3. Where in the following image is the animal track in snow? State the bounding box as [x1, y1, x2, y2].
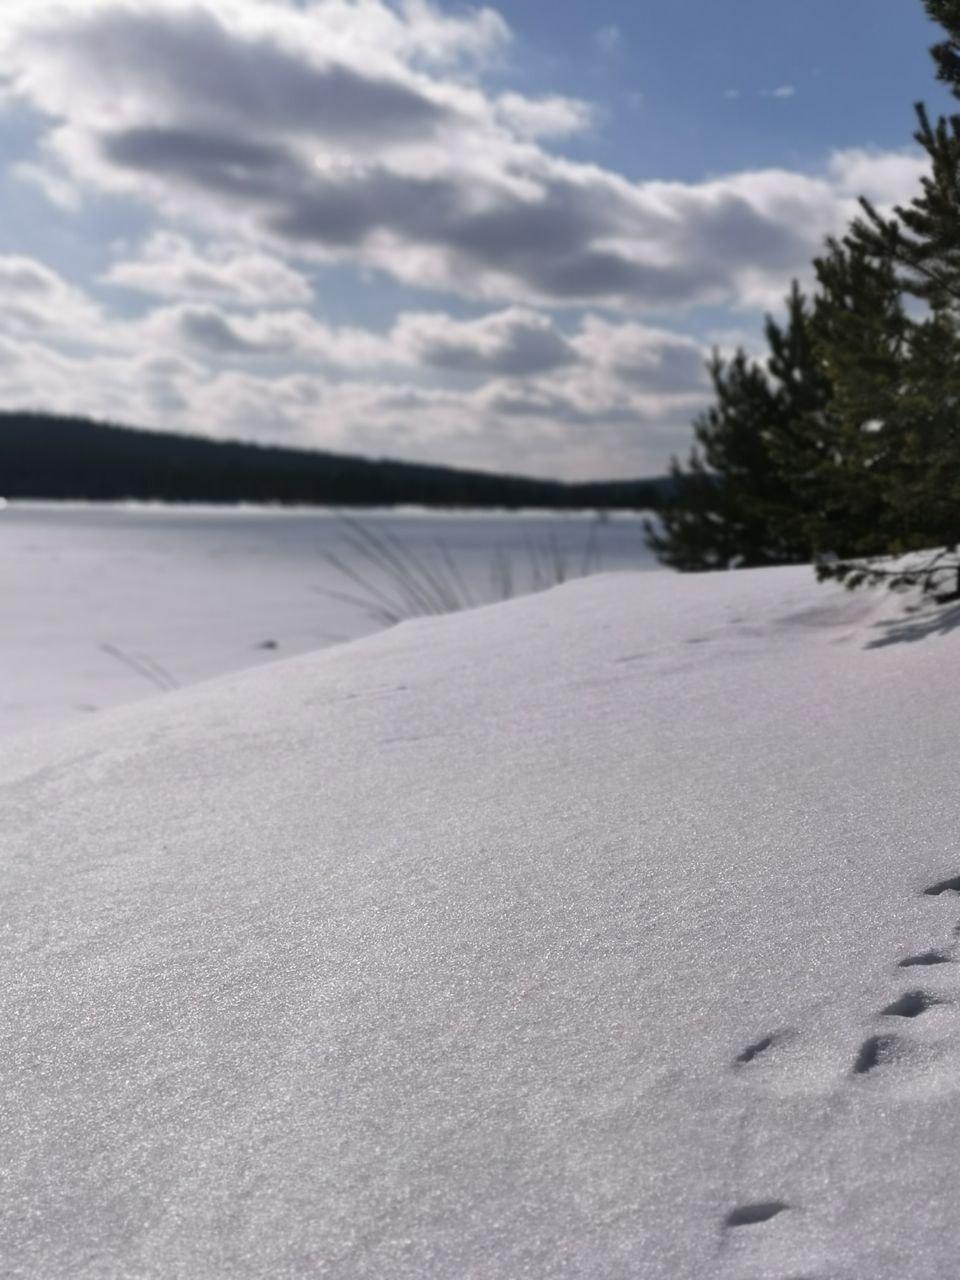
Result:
[924, 875, 960, 896]
[881, 991, 940, 1019]
[899, 949, 951, 967]
[735, 1035, 776, 1065]
[724, 1201, 789, 1228]
[852, 1034, 901, 1075]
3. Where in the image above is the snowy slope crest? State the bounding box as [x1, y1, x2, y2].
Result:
[4, 568, 960, 1278]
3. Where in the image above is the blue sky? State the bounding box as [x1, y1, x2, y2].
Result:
[505, 0, 950, 177]
[0, 0, 947, 479]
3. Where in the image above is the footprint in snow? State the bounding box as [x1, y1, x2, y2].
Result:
[880, 991, 941, 1019]
[852, 1033, 906, 1075]
[724, 1201, 789, 1229]
[899, 949, 951, 967]
[924, 875, 960, 896]
[734, 1034, 777, 1065]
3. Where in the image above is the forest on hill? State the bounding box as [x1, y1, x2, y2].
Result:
[0, 412, 670, 510]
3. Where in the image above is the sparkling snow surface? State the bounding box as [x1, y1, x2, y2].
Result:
[4, 566, 960, 1277]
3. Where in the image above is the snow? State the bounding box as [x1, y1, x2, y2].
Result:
[4, 556, 960, 1277]
[0, 503, 654, 737]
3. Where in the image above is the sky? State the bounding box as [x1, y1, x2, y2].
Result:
[0, 0, 950, 480]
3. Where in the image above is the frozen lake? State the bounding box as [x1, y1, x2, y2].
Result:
[0, 503, 658, 737]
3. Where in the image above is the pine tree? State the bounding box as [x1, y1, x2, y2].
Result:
[650, 0, 960, 589]
[926, 1, 960, 95]
[851, 103, 960, 316]
[763, 284, 837, 552]
[807, 0, 960, 596]
[646, 285, 832, 571]
[803, 237, 914, 583]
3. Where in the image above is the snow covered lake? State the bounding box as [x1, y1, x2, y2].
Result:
[0, 502, 655, 737]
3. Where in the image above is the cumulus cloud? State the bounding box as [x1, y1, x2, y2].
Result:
[163, 306, 278, 358]
[146, 297, 702, 391]
[0, 323, 705, 477]
[16, 2, 453, 142]
[827, 148, 929, 208]
[393, 308, 579, 375]
[103, 232, 314, 305]
[571, 317, 708, 393]
[146, 303, 395, 364]
[346, 0, 510, 66]
[0, 281, 715, 476]
[0, 0, 936, 477]
[0, 0, 909, 315]
[0, 256, 102, 333]
[495, 93, 594, 140]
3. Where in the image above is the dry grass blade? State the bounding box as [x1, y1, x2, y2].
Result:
[321, 515, 610, 627]
[101, 643, 178, 691]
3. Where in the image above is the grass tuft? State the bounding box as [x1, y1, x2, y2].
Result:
[321, 515, 607, 626]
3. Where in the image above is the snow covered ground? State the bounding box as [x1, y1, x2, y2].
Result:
[4, 558, 960, 1277]
[0, 503, 653, 737]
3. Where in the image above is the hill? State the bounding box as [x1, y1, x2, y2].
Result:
[0, 411, 671, 508]
[3, 566, 960, 1276]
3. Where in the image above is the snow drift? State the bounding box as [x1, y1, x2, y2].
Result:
[4, 566, 960, 1278]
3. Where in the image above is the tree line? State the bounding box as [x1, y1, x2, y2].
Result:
[648, 0, 960, 599]
[0, 411, 671, 511]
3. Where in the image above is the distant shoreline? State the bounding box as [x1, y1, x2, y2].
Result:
[0, 411, 672, 511]
[0, 499, 651, 519]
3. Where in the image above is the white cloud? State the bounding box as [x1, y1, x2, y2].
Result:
[495, 93, 594, 140]
[0, 256, 102, 334]
[0, 0, 936, 478]
[0, 1, 924, 316]
[571, 316, 708, 393]
[827, 148, 929, 208]
[761, 85, 797, 100]
[0, 285, 717, 476]
[103, 232, 315, 305]
[393, 308, 579, 375]
[0, 328, 705, 477]
[144, 302, 395, 364]
[144, 300, 694, 387]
